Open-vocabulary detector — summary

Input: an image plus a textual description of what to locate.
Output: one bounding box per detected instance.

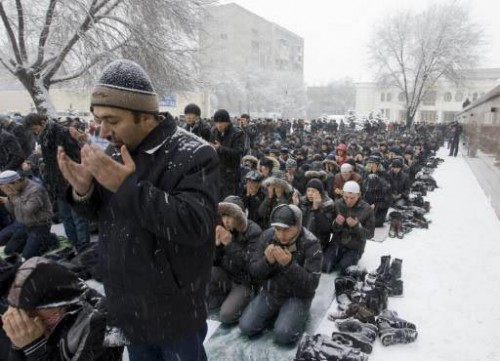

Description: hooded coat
[5,258,123,361]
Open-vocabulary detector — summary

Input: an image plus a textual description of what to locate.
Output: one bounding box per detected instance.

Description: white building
[355,68,500,123]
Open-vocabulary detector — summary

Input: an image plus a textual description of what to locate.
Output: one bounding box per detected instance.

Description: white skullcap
[343,180,360,194]
[340,163,353,173]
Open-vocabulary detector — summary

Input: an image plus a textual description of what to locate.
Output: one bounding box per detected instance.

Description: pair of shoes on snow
[366,255,404,297]
[295,333,368,361]
[331,318,379,354]
[376,310,418,346]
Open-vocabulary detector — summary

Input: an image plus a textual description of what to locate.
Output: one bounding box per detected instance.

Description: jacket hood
[218,202,247,232]
[262,175,293,193]
[7,257,86,309]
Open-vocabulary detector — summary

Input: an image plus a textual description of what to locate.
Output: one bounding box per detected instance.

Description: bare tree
[369,2,484,127]
[0,0,212,115]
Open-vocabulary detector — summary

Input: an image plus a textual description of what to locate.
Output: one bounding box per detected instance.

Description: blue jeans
[1,222,57,259]
[322,244,361,274]
[127,323,207,361]
[57,198,90,251]
[239,291,312,345]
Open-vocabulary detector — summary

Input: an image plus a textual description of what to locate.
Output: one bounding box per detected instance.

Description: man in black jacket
[0,129,24,172]
[24,113,90,252]
[183,103,211,142]
[239,204,322,345]
[2,257,123,361]
[0,115,35,159]
[57,60,219,361]
[210,109,244,200]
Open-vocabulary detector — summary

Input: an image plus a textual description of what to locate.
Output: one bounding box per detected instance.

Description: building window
[455,92,463,102]
[420,110,438,122]
[472,92,478,101]
[380,93,385,102]
[398,92,405,102]
[386,93,392,102]
[422,91,436,106]
[220,33,228,40]
[443,92,452,102]
[442,111,457,122]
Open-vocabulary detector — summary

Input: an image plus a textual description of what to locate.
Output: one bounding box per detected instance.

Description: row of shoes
[295,255,417,360]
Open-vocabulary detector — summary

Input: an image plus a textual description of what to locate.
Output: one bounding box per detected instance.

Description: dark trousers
[0,204,13,231]
[0,222,57,259]
[57,198,90,251]
[239,291,312,345]
[449,138,459,157]
[374,204,389,227]
[208,266,255,325]
[127,323,207,361]
[322,243,361,274]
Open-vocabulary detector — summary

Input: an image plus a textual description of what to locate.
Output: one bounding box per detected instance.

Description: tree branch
[0,3,23,65]
[34,0,57,68]
[15,0,27,62]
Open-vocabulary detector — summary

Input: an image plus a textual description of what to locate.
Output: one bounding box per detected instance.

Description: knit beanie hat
[91,59,159,113]
[343,180,360,194]
[213,109,231,123]
[8,257,85,309]
[259,157,274,171]
[184,103,201,116]
[286,159,297,170]
[306,178,324,194]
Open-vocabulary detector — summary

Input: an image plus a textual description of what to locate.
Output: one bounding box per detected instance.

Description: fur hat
[213,109,231,123]
[218,202,247,232]
[305,170,328,182]
[91,59,158,113]
[242,155,259,167]
[262,175,293,193]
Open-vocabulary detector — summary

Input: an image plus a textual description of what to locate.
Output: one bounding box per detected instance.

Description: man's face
[392,166,401,174]
[259,165,270,177]
[215,121,229,133]
[343,192,360,208]
[222,215,236,231]
[185,113,197,125]
[274,225,299,245]
[30,123,45,136]
[93,106,150,150]
[246,180,260,194]
[306,188,321,202]
[341,171,352,181]
[239,117,248,126]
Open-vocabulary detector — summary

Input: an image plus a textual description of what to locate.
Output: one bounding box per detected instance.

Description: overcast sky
[219,0,500,86]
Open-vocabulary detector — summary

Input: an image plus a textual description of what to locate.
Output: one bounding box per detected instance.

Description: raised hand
[81,144,136,193]
[57,146,94,195]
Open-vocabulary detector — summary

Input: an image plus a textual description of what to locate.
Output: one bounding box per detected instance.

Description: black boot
[387,279,404,297]
[331,331,373,354]
[379,326,418,346]
[377,310,416,330]
[336,318,378,342]
[364,283,388,315]
[389,258,402,279]
[366,255,391,285]
[295,334,369,361]
[344,265,367,282]
[335,276,357,301]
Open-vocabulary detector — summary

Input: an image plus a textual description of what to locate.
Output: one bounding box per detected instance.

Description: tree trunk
[406,108,414,129]
[17,71,56,117]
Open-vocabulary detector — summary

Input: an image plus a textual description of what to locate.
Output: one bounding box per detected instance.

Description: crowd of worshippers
[0,105,447,357]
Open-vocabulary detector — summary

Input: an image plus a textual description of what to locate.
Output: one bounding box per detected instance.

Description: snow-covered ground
[316,148,500,361]
[50,147,500,360]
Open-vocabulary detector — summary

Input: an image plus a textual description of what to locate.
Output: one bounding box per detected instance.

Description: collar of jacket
[136,116,177,155]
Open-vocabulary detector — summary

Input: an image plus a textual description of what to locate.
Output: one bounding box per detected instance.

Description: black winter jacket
[69,116,220,344]
[0,130,24,171]
[9,289,123,361]
[299,194,335,248]
[331,198,375,253]
[249,228,322,300]
[214,220,262,286]
[38,122,81,199]
[184,120,211,142]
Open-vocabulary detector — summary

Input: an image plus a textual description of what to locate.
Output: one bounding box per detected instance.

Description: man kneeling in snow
[239,204,322,345]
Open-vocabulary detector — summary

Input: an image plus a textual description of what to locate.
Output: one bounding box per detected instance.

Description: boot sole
[331,332,373,354]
